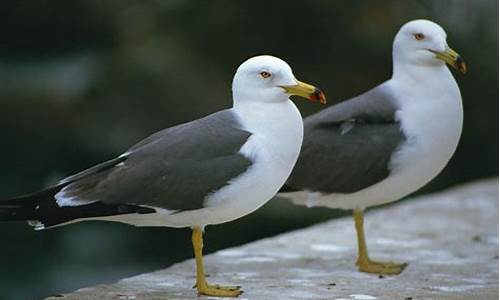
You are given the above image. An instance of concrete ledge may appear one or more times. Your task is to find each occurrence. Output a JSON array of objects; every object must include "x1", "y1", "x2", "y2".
[{"x1": 47, "y1": 178, "x2": 498, "y2": 300}]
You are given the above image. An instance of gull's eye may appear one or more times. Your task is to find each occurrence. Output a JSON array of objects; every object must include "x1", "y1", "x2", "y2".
[
  {"x1": 260, "y1": 71, "x2": 272, "y2": 78},
  {"x1": 414, "y1": 33, "x2": 425, "y2": 41}
]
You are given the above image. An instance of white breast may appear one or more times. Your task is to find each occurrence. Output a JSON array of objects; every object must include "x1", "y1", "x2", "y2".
[{"x1": 290, "y1": 68, "x2": 463, "y2": 210}]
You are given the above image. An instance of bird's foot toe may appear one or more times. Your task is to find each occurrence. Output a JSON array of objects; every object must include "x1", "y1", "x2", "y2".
[
  {"x1": 196, "y1": 283, "x2": 243, "y2": 297},
  {"x1": 357, "y1": 259, "x2": 407, "y2": 275}
]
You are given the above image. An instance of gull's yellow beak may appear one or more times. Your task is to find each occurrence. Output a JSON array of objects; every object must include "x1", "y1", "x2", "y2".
[
  {"x1": 430, "y1": 46, "x2": 467, "y2": 74},
  {"x1": 281, "y1": 80, "x2": 327, "y2": 104}
]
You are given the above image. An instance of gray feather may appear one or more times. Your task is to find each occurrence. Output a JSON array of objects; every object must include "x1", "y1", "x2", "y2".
[
  {"x1": 60, "y1": 109, "x2": 252, "y2": 211},
  {"x1": 285, "y1": 84, "x2": 406, "y2": 194}
]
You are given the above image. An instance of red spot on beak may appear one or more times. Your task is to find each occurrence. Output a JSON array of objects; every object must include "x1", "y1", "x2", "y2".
[{"x1": 310, "y1": 88, "x2": 327, "y2": 104}]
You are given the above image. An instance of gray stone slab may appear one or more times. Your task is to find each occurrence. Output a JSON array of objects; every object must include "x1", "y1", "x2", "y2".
[{"x1": 47, "y1": 178, "x2": 499, "y2": 300}]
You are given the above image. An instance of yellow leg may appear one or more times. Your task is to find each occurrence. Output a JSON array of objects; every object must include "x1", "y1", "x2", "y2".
[
  {"x1": 192, "y1": 227, "x2": 243, "y2": 297},
  {"x1": 354, "y1": 209, "x2": 407, "y2": 275}
]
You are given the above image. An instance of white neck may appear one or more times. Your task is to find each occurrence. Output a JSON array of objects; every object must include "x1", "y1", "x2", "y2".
[
  {"x1": 393, "y1": 59, "x2": 452, "y2": 83},
  {"x1": 390, "y1": 62, "x2": 462, "y2": 112},
  {"x1": 232, "y1": 89, "x2": 289, "y2": 106},
  {"x1": 232, "y1": 99, "x2": 303, "y2": 166},
  {"x1": 232, "y1": 99, "x2": 303, "y2": 138}
]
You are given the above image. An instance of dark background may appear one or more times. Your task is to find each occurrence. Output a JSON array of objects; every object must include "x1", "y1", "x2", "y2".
[{"x1": 0, "y1": 1, "x2": 497, "y2": 299}]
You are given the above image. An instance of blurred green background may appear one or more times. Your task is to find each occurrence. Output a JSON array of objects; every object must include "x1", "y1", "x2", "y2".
[{"x1": 0, "y1": 0, "x2": 497, "y2": 299}]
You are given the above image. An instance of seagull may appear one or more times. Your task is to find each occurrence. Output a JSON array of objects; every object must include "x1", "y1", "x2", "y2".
[
  {"x1": 281, "y1": 20, "x2": 466, "y2": 275},
  {"x1": 0, "y1": 55, "x2": 326, "y2": 297}
]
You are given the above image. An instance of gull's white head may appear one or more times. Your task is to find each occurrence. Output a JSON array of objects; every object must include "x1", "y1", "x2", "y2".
[
  {"x1": 393, "y1": 19, "x2": 466, "y2": 74},
  {"x1": 232, "y1": 55, "x2": 326, "y2": 105}
]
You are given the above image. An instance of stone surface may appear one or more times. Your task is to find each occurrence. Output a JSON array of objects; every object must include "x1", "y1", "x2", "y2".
[{"x1": 47, "y1": 179, "x2": 499, "y2": 300}]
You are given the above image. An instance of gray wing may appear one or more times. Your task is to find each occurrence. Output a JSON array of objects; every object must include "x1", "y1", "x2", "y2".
[
  {"x1": 285, "y1": 83, "x2": 406, "y2": 194},
  {"x1": 59, "y1": 109, "x2": 252, "y2": 211}
]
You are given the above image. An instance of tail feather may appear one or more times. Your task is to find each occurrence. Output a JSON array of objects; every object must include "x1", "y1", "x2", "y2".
[
  {"x1": 1, "y1": 156, "x2": 135, "y2": 228},
  {"x1": 0, "y1": 186, "x2": 61, "y2": 222},
  {"x1": 0, "y1": 156, "x2": 156, "y2": 229},
  {"x1": 0, "y1": 185, "x2": 154, "y2": 229}
]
